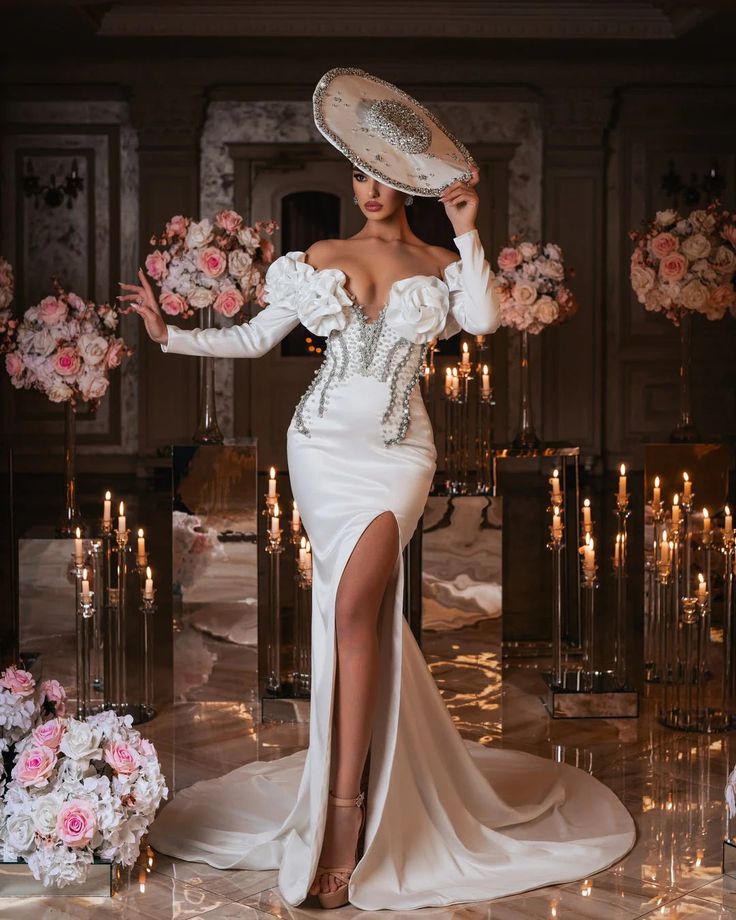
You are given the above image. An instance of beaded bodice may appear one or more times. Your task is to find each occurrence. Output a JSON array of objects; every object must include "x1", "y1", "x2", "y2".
[{"x1": 293, "y1": 303, "x2": 427, "y2": 447}]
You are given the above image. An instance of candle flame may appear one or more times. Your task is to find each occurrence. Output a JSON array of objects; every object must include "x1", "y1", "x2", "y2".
[
  {"x1": 146, "y1": 565, "x2": 152, "y2": 578},
  {"x1": 445, "y1": 367, "x2": 452, "y2": 378},
  {"x1": 306, "y1": 540, "x2": 311, "y2": 552},
  {"x1": 119, "y1": 500, "x2": 125, "y2": 514},
  {"x1": 698, "y1": 573, "x2": 705, "y2": 584},
  {"x1": 452, "y1": 366, "x2": 458, "y2": 377},
  {"x1": 654, "y1": 475, "x2": 660, "y2": 487},
  {"x1": 300, "y1": 535, "x2": 306, "y2": 548},
  {"x1": 662, "y1": 529, "x2": 668, "y2": 541},
  {"x1": 553, "y1": 506, "x2": 560, "y2": 517},
  {"x1": 584, "y1": 532, "x2": 591, "y2": 546},
  {"x1": 620, "y1": 463, "x2": 626, "y2": 475},
  {"x1": 105, "y1": 490, "x2": 111, "y2": 500},
  {"x1": 269, "y1": 466, "x2": 276, "y2": 479},
  {"x1": 553, "y1": 468, "x2": 559, "y2": 478},
  {"x1": 462, "y1": 341, "x2": 468, "y2": 353},
  {"x1": 293, "y1": 499, "x2": 298, "y2": 510},
  {"x1": 138, "y1": 527, "x2": 144, "y2": 538},
  {"x1": 82, "y1": 567, "x2": 87, "y2": 579},
  {"x1": 483, "y1": 363, "x2": 489, "y2": 373},
  {"x1": 727, "y1": 505, "x2": 731, "y2": 516},
  {"x1": 583, "y1": 498, "x2": 590, "y2": 508},
  {"x1": 273, "y1": 502, "x2": 280, "y2": 517},
  {"x1": 704, "y1": 508, "x2": 709, "y2": 518},
  {"x1": 75, "y1": 526, "x2": 81, "y2": 538},
  {"x1": 683, "y1": 471, "x2": 689, "y2": 482},
  {"x1": 673, "y1": 493, "x2": 679, "y2": 505}
]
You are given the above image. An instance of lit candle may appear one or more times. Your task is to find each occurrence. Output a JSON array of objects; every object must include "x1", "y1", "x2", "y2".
[
  {"x1": 444, "y1": 367, "x2": 453, "y2": 396},
  {"x1": 74, "y1": 526, "x2": 84, "y2": 564},
  {"x1": 703, "y1": 508, "x2": 710, "y2": 539},
  {"x1": 305, "y1": 539, "x2": 312, "y2": 572},
  {"x1": 451, "y1": 366, "x2": 459, "y2": 397},
  {"x1": 614, "y1": 533, "x2": 621, "y2": 567},
  {"x1": 550, "y1": 468, "x2": 561, "y2": 498},
  {"x1": 584, "y1": 535, "x2": 595, "y2": 573},
  {"x1": 671, "y1": 493, "x2": 680, "y2": 527},
  {"x1": 461, "y1": 341, "x2": 470, "y2": 366},
  {"x1": 292, "y1": 500, "x2": 300, "y2": 528},
  {"x1": 268, "y1": 466, "x2": 277, "y2": 498},
  {"x1": 726, "y1": 505, "x2": 734, "y2": 541},
  {"x1": 103, "y1": 490, "x2": 112, "y2": 525},
  {"x1": 660, "y1": 530, "x2": 670, "y2": 565},
  {"x1": 652, "y1": 476, "x2": 661, "y2": 508},
  {"x1": 299, "y1": 535, "x2": 307, "y2": 569},
  {"x1": 137, "y1": 528, "x2": 146, "y2": 564},
  {"x1": 552, "y1": 505, "x2": 562, "y2": 539},
  {"x1": 618, "y1": 464, "x2": 627, "y2": 502},
  {"x1": 118, "y1": 500, "x2": 126, "y2": 535},
  {"x1": 144, "y1": 565, "x2": 154, "y2": 599},
  {"x1": 481, "y1": 363, "x2": 491, "y2": 396},
  {"x1": 582, "y1": 498, "x2": 591, "y2": 529},
  {"x1": 270, "y1": 501, "x2": 280, "y2": 536},
  {"x1": 81, "y1": 566, "x2": 91, "y2": 600},
  {"x1": 697, "y1": 572, "x2": 707, "y2": 604},
  {"x1": 683, "y1": 472, "x2": 692, "y2": 503}
]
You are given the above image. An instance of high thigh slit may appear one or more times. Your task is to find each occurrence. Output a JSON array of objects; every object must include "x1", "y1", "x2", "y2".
[{"x1": 149, "y1": 238, "x2": 637, "y2": 910}]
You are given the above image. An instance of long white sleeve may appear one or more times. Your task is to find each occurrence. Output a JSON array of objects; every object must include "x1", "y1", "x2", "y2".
[
  {"x1": 160, "y1": 298, "x2": 301, "y2": 359},
  {"x1": 441, "y1": 229, "x2": 502, "y2": 338}
]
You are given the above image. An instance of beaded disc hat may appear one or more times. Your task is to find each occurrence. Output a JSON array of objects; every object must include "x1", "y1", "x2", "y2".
[{"x1": 312, "y1": 67, "x2": 474, "y2": 198}]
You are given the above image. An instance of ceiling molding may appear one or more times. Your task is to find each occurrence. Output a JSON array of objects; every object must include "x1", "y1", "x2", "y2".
[{"x1": 96, "y1": 1, "x2": 719, "y2": 40}]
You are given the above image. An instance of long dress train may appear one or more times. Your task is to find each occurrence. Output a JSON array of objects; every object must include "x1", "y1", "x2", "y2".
[{"x1": 147, "y1": 229, "x2": 636, "y2": 910}]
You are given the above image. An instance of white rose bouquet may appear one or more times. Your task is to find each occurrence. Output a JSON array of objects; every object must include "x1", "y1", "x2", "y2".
[
  {"x1": 1, "y1": 706, "x2": 168, "y2": 889},
  {"x1": 628, "y1": 199, "x2": 736, "y2": 325},
  {"x1": 494, "y1": 236, "x2": 578, "y2": 334},
  {"x1": 144, "y1": 210, "x2": 278, "y2": 320},
  {"x1": 3, "y1": 279, "x2": 132, "y2": 408}
]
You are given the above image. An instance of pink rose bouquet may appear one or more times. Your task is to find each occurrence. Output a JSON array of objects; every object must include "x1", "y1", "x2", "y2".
[
  {"x1": 145, "y1": 211, "x2": 278, "y2": 319},
  {"x1": 628, "y1": 199, "x2": 736, "y2": 325},
  {"x1": 1, "y1": 702, "x2": 168, "y2": 888},
  {"x1": 3, "y1": 279, "x2": 133, "y2": 408},
  {"x1": 494, "y1": 236, "x2": 578, "y2": 334}
]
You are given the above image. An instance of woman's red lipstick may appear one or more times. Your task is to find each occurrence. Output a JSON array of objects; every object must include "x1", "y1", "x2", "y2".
[{"x1": 364, "y1": 200, "x2": 383, "y2": 211}]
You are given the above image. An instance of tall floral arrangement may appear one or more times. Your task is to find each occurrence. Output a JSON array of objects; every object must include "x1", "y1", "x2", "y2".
[
  {"x1": 494, "y1": 236, "x2": 578, "y2": 334},
  {"x1": 0, "y1": 666, "x2": 168, "y2": 889},
  {"x1": 4, "y1": 280, "x2": 132, "y2": 408},
  {"x1": 145, "y1": 210, "x2": 278, "y2": 319},
  {"x1": 628, "y1": 199, "x2": 736, "y2": 324}
]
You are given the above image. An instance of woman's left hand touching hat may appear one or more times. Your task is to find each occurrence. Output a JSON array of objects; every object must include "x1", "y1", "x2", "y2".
[{"x1": 438, "y1": 164, "x2": 480, "y2": 237}]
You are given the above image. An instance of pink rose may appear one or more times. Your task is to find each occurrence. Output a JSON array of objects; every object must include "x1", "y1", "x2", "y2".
[
  {"x1": 5, "y1": 352, "x2": 23, "y2": 377},
  {"x1": 56, "y1": 799, "x2": 97, "y2": 848},
  {"x1": 104, "y1": 340, "x2": 127, "y2": 369},
  {"x1": 649, "y1": 232, "x2": 678, "y2": 260},
  {"x1": 260, "y1": 239, "x2": 274, "y2": 263},
  {"x1": 38, "y1": 296, "x2": 68, "y2": 325},
  {"x1": 498, "y1": 247, "x2": 523, "y2": 271},
  {"x1": 138, "y1": 738, "x2": 157, "y2": 757},
  {"x1": 40, "y1": 678, "x2": 66, "y2": 704},
  {"x1": 213, "y1": 287, "x2": 244, "y2": 318},
  {"x1": 721, "y1": 224, "x2": 736, "y2": 248},
  {"x1": 199, "y1": 247, "x2": 227, "y2": 279},
  {"x1": 32, "y1": 718, "x2": 66, "y2": 751},
  {"x1": 160, "y1": 292, "x2": 187, "y2": 316},
  {"x1": 659, "y1": 252, "x2": 688, "y2": 282},
  {"x1": 145, "y1": 250, "x2": 168, "y2": 281},
  {"x1": 103, "y1": 741, "x2": 141, "y2": 775},
  {"x1": 215, "y1": 209, "x2": 243, "y2": 234},
  {"x1": 165, "y1": 215, "x2": 189, "y2": 239},
  {"x1": 67, "y1": 293, "x2": 86, "y2": 314},
  {"x1": 53, "y1": 347, "x2": 82, "y2": 377},
  {"x1": 13, "y1": 746, "x2": 56, "y2": 788},
  {"x1": 0, "y1": 666, "x2": 36, "y2": 695}
]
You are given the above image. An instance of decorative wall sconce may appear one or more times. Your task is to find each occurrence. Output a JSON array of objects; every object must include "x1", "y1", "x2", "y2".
[
  {"x1": 660, "y1": 158, "x2": 726, "y2": 209},
  {"x1": 22, "y1": 157, "x2": 84, "y2": 209}
]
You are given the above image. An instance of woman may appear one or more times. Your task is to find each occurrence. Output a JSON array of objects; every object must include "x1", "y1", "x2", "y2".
[{"x1": 120, "y1": 166, "x2": 635, "y2": 912}]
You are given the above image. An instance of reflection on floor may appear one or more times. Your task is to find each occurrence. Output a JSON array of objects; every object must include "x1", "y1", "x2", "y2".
[{"x1": 3, "y1": 625, "x2": 734, "y2": 918}]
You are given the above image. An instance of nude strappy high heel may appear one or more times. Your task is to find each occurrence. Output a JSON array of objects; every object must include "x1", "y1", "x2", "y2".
[{"x1": 313, "y1": 788, "x2": 366, "y2": 909}]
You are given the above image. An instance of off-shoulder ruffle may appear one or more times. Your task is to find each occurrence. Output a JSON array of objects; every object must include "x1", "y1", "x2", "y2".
[{"x1": 263, "y1": 252, "x2": 352, "y2": 337}]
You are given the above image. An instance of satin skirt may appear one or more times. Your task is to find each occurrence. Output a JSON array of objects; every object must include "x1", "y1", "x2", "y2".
[{"x1": 146, "y1": 376, "x2": 636, "y2": 910}]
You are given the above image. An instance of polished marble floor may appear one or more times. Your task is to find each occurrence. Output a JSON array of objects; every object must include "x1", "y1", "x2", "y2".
[{"x1": 3, "y1": 617, "x2": 735, "y2": 918}]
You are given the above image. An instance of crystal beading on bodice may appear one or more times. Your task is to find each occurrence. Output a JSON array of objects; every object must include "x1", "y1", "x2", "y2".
[{"x1": 293, "y1": 302, "x2": 427, "y2": 446}]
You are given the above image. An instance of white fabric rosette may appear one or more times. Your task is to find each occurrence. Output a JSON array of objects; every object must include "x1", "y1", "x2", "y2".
[
  {"x1": 264, "y1": 252, "x2": 352, "y2": 337},
  {"x1": 384, "y1": 275, "x2": 450, "y2": 344}
]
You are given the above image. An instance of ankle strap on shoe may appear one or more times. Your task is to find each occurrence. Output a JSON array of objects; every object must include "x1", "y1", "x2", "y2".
[{"x1": 328, "y1": 789, "x2": 365, "y2": 807}]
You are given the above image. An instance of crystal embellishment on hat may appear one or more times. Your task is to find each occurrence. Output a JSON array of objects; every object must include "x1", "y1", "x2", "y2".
[{"x1": 365, "y1": 99, "x2": 432, "y2": 154}]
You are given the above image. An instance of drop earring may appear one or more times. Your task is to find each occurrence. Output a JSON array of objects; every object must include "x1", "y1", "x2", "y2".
[
  {"x1": 353, "y1": 195, "x2": 358, "y2": 205},
  {"x1": 405, "y1": 195, "x2": 414, "y2": 206}
]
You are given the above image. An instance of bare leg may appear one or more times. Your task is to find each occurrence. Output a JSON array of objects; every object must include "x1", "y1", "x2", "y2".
[{"x1": 309, "y1": 511, "x2": 400, "y2": 896}]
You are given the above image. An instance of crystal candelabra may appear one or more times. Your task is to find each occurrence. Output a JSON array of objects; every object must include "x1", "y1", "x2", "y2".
[
  {"x1": 264, "y1": 492, "x2": 285, "y2": 695},
  {"x1": 613, "y1": 489, "x2": 631, "y2": 690},
  {"x1": 546, "y1": 480, "x2": 565, "y2": 688}
]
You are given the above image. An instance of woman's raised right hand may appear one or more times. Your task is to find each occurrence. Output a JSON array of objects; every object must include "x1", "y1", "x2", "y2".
[{"x1": 117, "y1": 268, "x2": 168, "y2": 345}]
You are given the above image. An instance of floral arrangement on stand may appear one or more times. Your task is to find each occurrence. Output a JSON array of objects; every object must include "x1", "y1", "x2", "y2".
[
  {"x1": 493, "y1": 236, "x2": 578, "y2": 448},
  {"x1": 3, "y1": 279, "x2": 131, "y2": 408},
  {"x1": 145, "y1": 210, "x2": 277, "y2": 319},
  {"x1": 0, "y1": 666, "x2": 168, "y2": 889},
  {"x1": 628, "y1": 199, "x2": 736, "y2": 440},
  {"x1": 144, "y1": 209, "x2": 278, "y2": 444}
]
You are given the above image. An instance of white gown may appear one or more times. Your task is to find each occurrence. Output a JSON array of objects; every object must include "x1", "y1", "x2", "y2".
[{"x1": 148, "y1": 229, "x2": 636, "y2": 910}]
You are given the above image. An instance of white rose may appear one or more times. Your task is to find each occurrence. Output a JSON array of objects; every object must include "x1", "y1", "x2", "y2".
[
  {"x1": 713, "y1": 245, "x2": 736, "y2": 276},
  {"x1": 46, "y1": 380, "x2": 74, "y2": 403},
  {"x1": 537, "y1": 258, "x2": 564, "y2": 282},
  {"x1": 691, "y1": 259, "x2": 718, "y2": 284},
  {"x1": 512, "y1": 280, "x2": 539, "y2": 307},
  {"x1": 237, "y1": 226, "x2": 260, "y2": 250},
  {"x1": 384, "y1": 276, "x2": 449, "y2": 344},
  {"x1": 103, "y1": 311, "x2": 118, "y2": 330},
  {"x1": 534, "y1": 295, "x2": 559, "y2": 326},
  {"x1": 30, "y1": 328, "x2": 57, "y2": 357},
  {"x1": 77, "y1": 333, "x2": 108, "y2": 366},
  {"x1": 680, "y1": 233, "x2": 711, "y2": 261},
  {"x1": 6, "y1": 813, "x2": 35, "y2": 853},
  {"x1": 78, "y1": 367, "x2": 109, "y2": 402},
  {"x1": 543, "y1": 243, "x2": 562, "y2": 260},
  {"x1": 630, "y1": 265, "x2": 656, "y2": 301},
  {"x1": 185, "y1": 218, "x2": 214, "y2": 250},
  {"x1": 655, "y1": 209, "x2": 678, "y2": 227},
  {"x1": 59, "y1": 720, "x2": 102, "y2": 762},
  {"x1": 228, "y1": 250, "x2": 253, "y2": 278},
  {"x1": 679, "y1": 279, "x2": 709, "y2": 312},
  {"x1": 518, "y1": 242, "x2": 539, "y2": 260},
  {"x1": 689, "y1": 209, "x2": 716, "y2": 234},
  {"x1": 189, "y1": 286, "x2": 215, "y2": 309},
  {"x1": 33, "y1": 792, "x2": 64, "y2": 836}
]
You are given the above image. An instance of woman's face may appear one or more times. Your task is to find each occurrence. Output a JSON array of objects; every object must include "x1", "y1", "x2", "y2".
[{"x1": 352, "y1": 168, "x2": 406, "y2": 220}]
